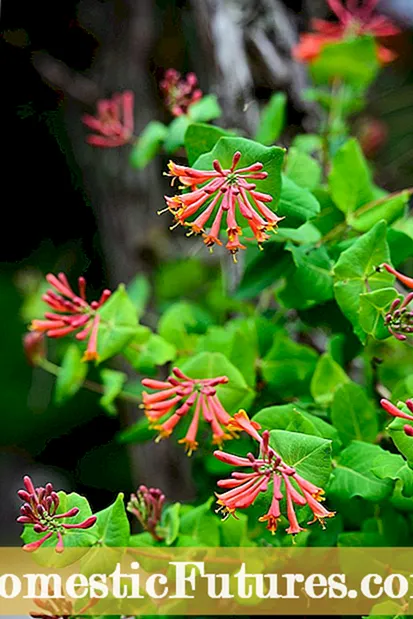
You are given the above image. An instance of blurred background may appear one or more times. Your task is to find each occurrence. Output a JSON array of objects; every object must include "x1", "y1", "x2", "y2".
[{"x1": 1, "y1": 0, "x2": 413, "y2": 545}]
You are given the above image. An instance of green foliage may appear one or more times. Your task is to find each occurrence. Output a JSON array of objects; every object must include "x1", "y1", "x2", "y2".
[
  {"x1": 97, "y1": 285, "x2": 140, "y2": 363},
  {"x1": 330, "y1": 382, "x2": 378, "y2": 445},
  {"x1": 129, "y1": 121, "x2": 168, "y2": 169},
  {"x1": 55, "y1": 344, "x2": 88, "y2": 405},
  {"x1": 99, "y1": 369, "x2": 127, "y2": 415},
  {"x1": 94, "y1": 493, "x2": 130, "y2": 547},
  {"x1": 254, "y1": 92, "x2": 287, "y2": 145}
]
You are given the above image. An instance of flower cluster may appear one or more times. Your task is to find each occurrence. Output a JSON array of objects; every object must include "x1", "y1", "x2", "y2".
[
  {"x1": 214, "y1": 412, "x2": 335, "y2": 535},
  {"x1": 30, "y1": 273, "x2": 111, "y2": 362},
  {"x1": 381, "y1": 398, "x2": 413, "y2": 438},
  {"x1": 127, "y1": 485, "x2": 165, "y2": 541},
  {"x1": 160, "y1": 69, "x2": 203, "y2": 117},
  {"x1": 17, "y1": 476, "x2": 97, "y2": 553},
  {"x1": 30, "y1": 590, "x2": 97, "y2": 619},
  {"x1": 82, "y1": 91, "x2": 134, "y2": 147},
  {"x1": 141, "y1": 367, "x2": 234, "y2": 454},
  {"x1": 293, "y1": 0, "x2": 400, "y2": 65},
  {"x1": 382, "y1": 263, "x2": 413, "y2": 340},
  {"x1": 163, "y1": 152, "x2": 283, "y2": 257}
]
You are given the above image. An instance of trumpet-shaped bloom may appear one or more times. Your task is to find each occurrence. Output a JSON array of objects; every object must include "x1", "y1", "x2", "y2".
[
  {"x1": 160, "y1": 69, "x2": 203, "y2": 117},
  {"x1": 30, "y1": 273, "x2": 111, "y2": 362},
  {"x1": 141, "y1": 367, "x2": 234, "y2": 454},
  {"x1": 82, "y1": 91, "x2": 134, "y2": 147},
  {"x1": 127, "y1": 485, "x2": 166, "y2": 542},
  {"x1": 381, "y1": 398, "x2": 413, "y2": 437},
  {"x1": 381, "y1": 264, "x2": 413, "y2": 340},
  {"x1": 163, "y1": 151, "x2": 283, "y2": 257},
  {"x1": 17, "y1": 476, "x2": 96, "y2": 553},
  {"x1": 293, "y1": 0, "x2": 400, "y2": 65},
  {"x1": 214, "y1": 413, "x2": 334, "y2": 535}
]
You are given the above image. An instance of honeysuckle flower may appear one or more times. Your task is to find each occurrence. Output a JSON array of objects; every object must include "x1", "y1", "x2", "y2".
[
  {"x1": 293, "y1": 0, "x2": 400, "y2": 65},
  {"x1": 380, "y1": 398, "x2": 413, "y2": 437},
  {"x1": 382, "y1": 263, "x2": 413, "y2": 289},
  {"x1": 23, "y1": 332, "x2": 46, "y2": 366},
  {"x1": 17, "y1": 476, "x2": 97, "y2": 553},
  {"x1": 384, "y1": 293, "x2": 413, "y2": 341},
  {"x1": 30, "y1": 273, "x2": 111, "y2": 362},
  {"x1": 162, "y1": 151, "x2": 283, "y2": 258},
  {"x1": 82, "y1": 91, "x2": 134, "y2": 147},
  {"x1": 127, "y1": 485, "x2": 165, "y2": 542},
  {"x1": 214, "y1": 413, "x2": 334, "y2": 535},
  {"x1": 141, "y1": 367, "x2": 234, "y2": 454},
  {"x1": 30, "y1": 589, "x2": 97, "y2": 619},
  {"x1": 160, "y1": 69, "x2": 203, "y2": 117}
]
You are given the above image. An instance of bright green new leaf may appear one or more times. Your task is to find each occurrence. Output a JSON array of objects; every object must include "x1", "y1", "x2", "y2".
[
  {"x1": 55, "y1": 344, "x2": 88, "y2": 405},
  {"x1": 351, "y1": 191, "x2": 409, "y2": 232},
  {"x1": 333, "y1": 221, "x2": 394, "y2": 341},
  {"x1": 254, "y1": 92, "x2": 287, "y2": 145},
  {"x1": 158, "y1": 301, "x2": 213, "y2": 354},
  {"x1": 331, "y1": 383, "x2": 378, "y2": 445},
  {"x1": 262, "y1": 335, "x2": 318, "y2": 397},
  {"x1": 388, "y1": 417, "x2": 413, "y2": 466},
  {"x1": 278, "y1": 175, "x2": 321, "y2": 228},
  {"x1": 285, "y1": 148, "x2": 322, "y2": 191},
  {"x1": 328, "y1": 139, "x2": 374, "y2": 216},
  {"x1": 99, "y1": 369, "x2": 127, "y2": 416},
  {"x1": 129, "y1": 121, "x2": 168, "y2": 169},
  {"x1": 94, "y1": 493, "x2": 130, "y2": 547},
  {"x1": 179, "y1": 499, "x2": 221, "y2": 546},
  {"x1": 329, "y1": 442, "x2": 394, "y2": 502},
  {"x1": 310, "y1": 353, "x2": 349, "y2": 406},
  {"x1": 164, "y1": 115, "x2": 190, "y2": 153},
  {"x1": 126, "y1": 274, "x2": 151, "y2": 318},
  {"x1": 162, "y1": 503, "x2": 181, "y2": 546},
  {"x1": 359, "y1": 287, "x2": 398, "y2": 340},
  {"x1": 371, "y1": 451, "x2": 413, "y2": 498},
  {"x1": 187, "y1": 94, "x2": 222, "y2": 123},
  {"x1": 185, "y1": 123, "x2": 232, "y2": 165},
  {"x1": 124, "y1": 332, "x2": 177, "y2": 373},
  {"x1": 97, "y1": 285, "x2": 140, "y2": 363}
]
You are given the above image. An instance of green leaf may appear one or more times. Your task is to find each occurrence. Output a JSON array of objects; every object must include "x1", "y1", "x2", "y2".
[
  {"x1": 123, "y1": 333, "x2": 177, "y2": 373},
  {"x1": 235, "y1": 242, "x2": 287, "y2": 299},
  {"x1": 117, "y1": 415, "x2": 155, "y2": 444},
  {"x1": 278, "y1": 244, "x2": 334, "y2": 309},
  {"x1": 262, "y1": 335, "x2": 318, "y2": 398},
  {"x1": 351, "y1": 191, "x2": 409, "y2": 232},
  {"x1": 285, "y1": 148, "x2": 321, "y2": 191},
  {"x1": 97, "y1": 285, "x2": 139, "y2": 363},
  {"x1": 278, "y1": 175, "x2": 320, "y2": 228},
  {"x1": 329, "y1": 442, "x2": 394, "y2": 502},
  {"x1": 333, "y1": 221, "x2": 394, "y2": 341},
  {"x1": 310, "y1": 36, "x2": 379, "y2": 88},
  {"x1": 253, "y1": 404, "x2": 341, "y2": 453},
  {"x1": 371, "y1": 451, "x2": 413, "y2": 498},
  {"x1": 126, "y1": 274, "x2": 151, "y2": 318},
  {"x1": 359, "y1": 287, "x2": 398, "y2": 340},
  {"x1": 179, "y1": 499, "x2": 221, "y2": 546},
  {"x1": 291, "y1": 134, "x2": 323, "y2": 155},
  {"x1": 388, "y1": 417, "x2": 413, "y2": 466},
  {"x1": 328, "y1": 139, "x2": 374, "y2": 216},
  {"x1": 162, "y1": 503, "x2": 181, "y2": 546},
  {"x1": 185, "y1": 123, "x2": 232, "y2": 165},
  {"x1": 310, "y1": 353, "x2": 349, "y2": 406},
  {"x1": 187, "y1": 94, "x2": 222, "y2": 123},
  {"x1": 158, "y1": 301, "x2": 213, "y2": 354},
  {"x1": 99, "y1": 369, "x2": 127, "y2": 416},
  {"x1": 254, "y1": 92, "x2": 287, "y2": 145},
  {"x1": 269, "y1": 430, "x2": 332, "y2": 487},
  {"x1": 178, "y1": 351, "x2": 255, "y2": 412},
  {"x1": 129, "y1": 121, "x2": 168, "y2": 169},
  {"x1": 54, "y1": 344, "x2": 88, "y2": 405},
  {"x1": 387, "y1": 228, "x2": 413, "y2": 267},
  {"x1": 193, "y1": 136, "x2": 285, "y2": 207},
  {"x1": 164, "y1": 115, "x2": 190, "y2": 153},
  {"x1": 219, "y1": 512, "x2": 251, "y2": 547},
  {"x1": 276, "y1": 222, "x2": 321, "y2": 244},
  {"x1": 94, "y1": 493, "x2": 130, "y2": 547},
  {"x1": 331, "y1": 383, "x2": 378, "y2": 445}
]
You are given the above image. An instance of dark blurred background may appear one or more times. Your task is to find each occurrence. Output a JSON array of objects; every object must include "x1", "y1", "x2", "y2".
[{"x1": 1, "y1": 0, "x2": 413, "y2": 545}]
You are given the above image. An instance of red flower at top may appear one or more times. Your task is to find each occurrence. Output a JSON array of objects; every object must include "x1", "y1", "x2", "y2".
[
  {"x1": 160, "y1": 69, "x2": 203, "y2": 117},
  {"x1": 82, "y1": 91, "x2": 134, "y2": 147},
  {"x1": 214, "y1": 412, "x2": 335, "y2": 535},
  {"x1": 163, "y1": 151, "x2": 283, "y2": 258},
  {"x1": 293, "y1": 0, "x2": 401, "y2": 65},
  {"x1": 30, "y1": 273, "x2": 111, "y2": 362}
]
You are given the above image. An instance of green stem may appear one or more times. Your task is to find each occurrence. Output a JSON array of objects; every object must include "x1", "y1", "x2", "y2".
[{"x1": 37, "y1": 358, "x2": 142, "y2": 405}]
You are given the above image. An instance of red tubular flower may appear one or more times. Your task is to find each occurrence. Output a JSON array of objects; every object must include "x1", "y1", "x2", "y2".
[
  {"x1": 141, "y1": 368, "x2": 233, "y2": 454},
  {"x1": 380, "y1": 398, "x2": 413, "y2": 437},
  {"x1": 162, "y1": 151, "x2": 284, "y2": 258},
  {"x1": 17, "y1": 476, "x2": 97, "y2": 553},
  {"x1": 382, "y1": 263, "x2": 413, "y2": 289},
  {"x1": 293, "y1": 0, "x2": 401, "y2": 65},
  {"x1": 160, "y1": 69, "x2": 203, "y2": 117},
  {"x1": 30, "y1": 273, "x2": 111, "y2": 362},
  {"x1": 23, "y1": 332, "x2": 46, "y2": 366},
  {"x1": 82, "y1": 91, "x2": 134, "y2": 147},
  {"x1": 214, "y1": 415, "x2": 335, "y2": 535},
  {"x1": 127, "y1": 485, "x2": 166, "y2": 542}
]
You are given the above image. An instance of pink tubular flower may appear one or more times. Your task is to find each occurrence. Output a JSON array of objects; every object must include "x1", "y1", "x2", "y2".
[
  {"x1": 30, "y1": 273, "x2": 111, "y2": 362},
  {"x1": 382, "y1": 263, "x2": 413, "y2": 290},
  {"x1": 293, "y1": 0, "x2": 401, "y2": 65},
  {"x1": 82, "y1": 91, "x2": 134, "y2": 147},
  {"x1": 23, "y1": 332, "x2": 46, "y2": 366},
  {"x1": 380, "y1": 398, "x2": 413, "y2": 437},
  {"x1": 17, "y1": 476, "x2": 96, "y2": 553},
  {"x1": 214, "y1": 414, "x2": 334, "y2": 535},
  {"x1": 127, "y1": 485, "x2": 165, "y2": 542},
  {"x1": 160, "y1": 69, "x2": 203, "y2": 117},
  {"x1": 381, "y1": 264, "x2": 413, "y2": 340},
  {"x1": 141, "y1": 368, "x2": 234, "y2": 454},
  {"x1": 162, "y1": 151, "x2": 283, "y2": 258}
]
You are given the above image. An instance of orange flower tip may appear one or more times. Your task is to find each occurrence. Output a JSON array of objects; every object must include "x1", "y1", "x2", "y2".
[
  {"x1": 154, "y1": 427, "x2": 172, "y2": 441},
  {"x1": 82, "y1": 351, "x2": 99, "y2": 363},
  {"x1": 178, "y1": 438, "x2": 199, "y2": 456}
]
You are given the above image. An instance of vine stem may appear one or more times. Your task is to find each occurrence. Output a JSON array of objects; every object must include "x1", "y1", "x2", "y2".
[{"x1": 37, "y1": 358, "x2": 142, "y2": 405}]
